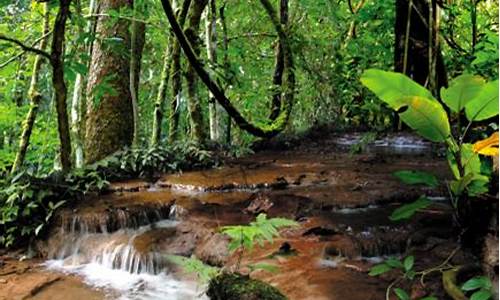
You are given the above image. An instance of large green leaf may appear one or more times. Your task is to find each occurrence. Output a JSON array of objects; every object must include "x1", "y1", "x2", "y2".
[
  {"x1": 360, "y1": 69, "x2": 436, "y2": 109},
  {"x1": 389, "y1": 196, "x2": 432, "y2": 221},
  {"x1": 465, "y1": 80, "x2": 499, "y2": 121},
  {"x1": 440, "y1": 74, "x2": 485, "y2": 113},
  {"x1": 398, "y1": 96, "x2": 451, "y2": 142},
  {"x1": 393, "y1": 170, "x2": 439, "y2": 187}
]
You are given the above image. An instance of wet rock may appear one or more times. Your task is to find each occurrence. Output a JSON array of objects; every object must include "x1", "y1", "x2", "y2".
[
  {"x1": 245, "y1": 194, "x2": 274, "y2": 215},
  {"x1": 270, "y1": 242, "x2": 297, "y2": 258},
  {"x1": 323, "y1": 236, "x2": 360, "y2": 260},
  {"x1": 0, "y1": 272, "x2": 61, "y2": 300},
  {"x1": 195, "y1": 233, "x2": 230, "y2": 267},
  {"x1": 302, "y1": 226, "x2": 338, "y2": 238},
  {"x1": 207, "y1": 273, "x2": 287, "y2": 300}
]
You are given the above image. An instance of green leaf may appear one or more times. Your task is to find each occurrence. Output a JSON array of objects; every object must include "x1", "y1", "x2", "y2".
[
  {"x1": 419, "y1": 296, "x2": 438, "y2": 300},
  {"x1": 360, "y1": 69, "x2": 436, "y2": 109},
  {"x1": 398, "y1": 96, "x2": 451, "y2": 142},
  {"x1": 465, "y1": 80, "x2": 499, "y2": 122},
  {"x1": 390, "y1": 196, "x2": 432, "y2": 221},
  {"x1": 385, "y1": 258, "x2": 404, "y2": 269},
  {"x1": 470, "y1": 289, "x2": 493, "y2": 300},
  {"x1": 462, "y1": 276, "x2": 492, "y2": 291},
  {"x1": 369, "y1": 263, "x2": 392, "y2": 276},
  {"x1": 394, "y1": 288, "x2": 410, "y2": 300},
  {"x1": 440, "y1": 74, "x2": 485, "y2": 113},
  {"x1": 403, "y1": 255, "x2": 414, "y2": 272},
  {"x1": 393, "y1": 170, "x2": 439, "y2": 187}
]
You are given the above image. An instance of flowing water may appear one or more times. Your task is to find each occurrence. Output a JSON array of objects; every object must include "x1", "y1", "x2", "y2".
[
  {"x1": 43, "y1": 210, "x2": 207, "y2": 300},
  {"x1": 0, "y1": 133, "x2": 462, "y2": 300}
]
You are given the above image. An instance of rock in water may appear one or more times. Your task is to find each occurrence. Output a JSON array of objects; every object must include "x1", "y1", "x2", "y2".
[{"x1": 207, "y1": 273, "x2": 287, "y2": 300}]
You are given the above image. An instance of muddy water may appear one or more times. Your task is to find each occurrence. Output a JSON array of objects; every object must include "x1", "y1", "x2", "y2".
[{"x1": 1, "y1": 133, "x2": 462, "y2": 300}]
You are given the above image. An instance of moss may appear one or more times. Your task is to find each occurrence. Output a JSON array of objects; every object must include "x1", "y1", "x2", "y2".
[{"x1": 207, "y1": 273, "x2": 287, "y2": 300}]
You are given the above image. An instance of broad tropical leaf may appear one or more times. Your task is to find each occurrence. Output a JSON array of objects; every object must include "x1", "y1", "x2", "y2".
[
  {"x1": 465, "y1": 80, "x2": 499, "y2": 121},
  {"x1": 360, "y1": 69, "x2": 436, "y2": 109},
  {"x1": 440, "y1": 74, "x2": 485, "y2": 113},
  {"x1": 473, "y1": 132, "x2": 499, "y2": 157},
  {"x1": 399, "y1": 96, "x2": 451, "y2": 142}
]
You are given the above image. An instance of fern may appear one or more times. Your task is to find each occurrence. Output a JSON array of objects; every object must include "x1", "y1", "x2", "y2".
[
  {"x1": 221, "y1": 213, "x2": 299, "y2": 253},
  {"x1": 167, "y1": 255, "x2": 220, "y2": 283}
]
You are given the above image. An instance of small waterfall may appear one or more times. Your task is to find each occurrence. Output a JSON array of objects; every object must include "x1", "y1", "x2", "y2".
[{"x1": 45, "y1": 207, "x2": 206, "y2": 300}]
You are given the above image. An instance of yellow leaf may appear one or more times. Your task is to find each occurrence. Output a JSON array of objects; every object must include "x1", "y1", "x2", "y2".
[{"x1": 473, "y1": 132, "x2": 499, "y2": 156}]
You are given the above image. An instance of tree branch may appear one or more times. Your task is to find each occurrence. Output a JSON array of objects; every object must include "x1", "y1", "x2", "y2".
[
  {"x1": 0, "y1": 34, "x2": 51, "y2": 60},
  {"x1": 0, "y1": 30, "x2": 53, "y2": 69}
]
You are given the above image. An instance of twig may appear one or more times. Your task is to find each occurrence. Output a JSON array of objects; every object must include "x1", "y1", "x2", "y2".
[{"x1": 0, "y1": 34, "x2": 51, "y2": 60}]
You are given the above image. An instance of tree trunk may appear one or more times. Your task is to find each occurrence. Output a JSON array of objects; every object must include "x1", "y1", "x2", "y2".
[
  {"x1": 130, "y1": 2, "x2": 147, "y2": 147},
  {"x1": 184, "y1": 0, "x2": 208, "y2": 144},
  {"x1": 11, "y1": 2, "x2": 50, "y2": 174},
  {"x1": 269, "y1": 0, "x2": 288, "y2": 121},
  {"x1": 394, "y1": 0, "x2": 447, "y2": 91},
  {"x1": 205, "y1": 0, "x2": 224, "y2": 142},
  {"x1": 71, "y1": 0, "x2": 97, "y2": 168},
  {"x1": 168, "y1": 0, "x2": 192, "y2": 143},
  {"x1": 85, "y1": 0, "x2": 133, "y2": 164},
  {"x1": 160, "y1": 0, "x2": 295, "y2": 138},
  {"x1": 51, "y1": 0, "x2": 72, "y2": 173},
  {"x1": 219, "y1": 3, "x2": 232, "y2": 145}
]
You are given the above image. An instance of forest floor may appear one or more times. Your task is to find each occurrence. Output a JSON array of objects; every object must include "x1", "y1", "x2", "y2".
[{"x1": 0, "y1": 131, "x2": 476, "y2": 300}]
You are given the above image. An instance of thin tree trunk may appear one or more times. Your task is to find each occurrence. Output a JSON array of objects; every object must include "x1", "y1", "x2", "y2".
[
  {"x1": 168, "y1": 0, "x2": 192, "y2": 143},
  {"x1": 269, "y1": 0, "x2": 288, "y2": 121},
  {"x1": 151, "y1": 38, "x2": 173, "y2": 146},
  {"x1": 85, "y1": 0, "x2": 133, "y2": 164},
  {"x1": 219, "y1": 3, "x2": 232, "y2": 145},
  {"x1": 130, "y1": 2, "x2": 147, "y2": 147},
  {"x1": 184, "y1": 0, "x2": 208, "y2": 144},
  {"x1": 205, "y1": 0, "x2": 223, "y2": 142},
  {"x1": 51, "y1": 0, "x2": 72, "y2": 173},
  {"x1": 11, "y1": 2, "x2": 50, "y2": 174},
  {"x1": 71, "y1": 0, "x2": 96, "y2": 168}
]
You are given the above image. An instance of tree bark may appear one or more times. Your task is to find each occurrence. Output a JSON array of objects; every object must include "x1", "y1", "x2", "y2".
[
  {"x1": 269, "y1": 0, "x2": 288, "y2": 121},
  {"x1": 394, "y1": 0, "x2": 447, "y2": 91},
  {"x1": 205, "y1": 0, "x2": 224, "y2": 142},
  {"x1": 130, "y1": 2, "x2": 146, "y2": 147},
  {"x1": 11, "y1": 2, "x2": 50, "y2": 174},
  {"x1": 160, "y1": 0, "x2": 295, "y2": 138},
  {"x1": 51, "y1": 0, "x2": 72, "y2": 173},
  {"x1": 168, "y1": 0, "x2": 192, "y2": 143},
  {"x1": 84, "y1": 0, "x2": 133, "y2": 164},
  {"x1": 71, "y1": 0, "x2": 97, "y2": 168},
  {"x1": 184, "y1": 0, "x2": 208, "y2": 144}
]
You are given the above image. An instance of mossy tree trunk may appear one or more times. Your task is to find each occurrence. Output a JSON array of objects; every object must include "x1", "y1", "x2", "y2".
[
  {"x1": 130, "y1": 1, "x2": 146, "y2": 147},
  {"x1": 51, "y1": 0, "x2": 73, "y2": 173},
  {"x1": 168, "y1": 0, "x2": 192, "y2": 143},
  {"x1": 151, "y1": 18, "x2": 174, "y2": 146},
  {"x1": 11, "y1": 2, "x2": 50, "y2": 174},
  {"x1": 184, "y1": 0, "x2": 208, "y2": 144},
  {"x1": 85, "y1": 0, "x2": 133, "y2": 164}
]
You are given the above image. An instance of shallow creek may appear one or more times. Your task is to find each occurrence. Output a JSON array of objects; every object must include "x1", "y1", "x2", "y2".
[{"x1": 0, "y1": 133, "x2": 465, "y2": 300}]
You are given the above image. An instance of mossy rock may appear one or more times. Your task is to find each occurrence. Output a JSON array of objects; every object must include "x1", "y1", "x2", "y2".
[{"x1": 207, "y1": 273, "x2": 287, "y2": 300}]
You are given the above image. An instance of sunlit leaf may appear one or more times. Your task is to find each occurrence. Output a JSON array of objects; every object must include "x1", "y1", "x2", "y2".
[
  {"x1": 440, "y1": 74, "x2": 485, "y2": 113},
  {"x1": 465, "y1": 80, "x2": 499, "y2": 122},
  {"x1": 473, "y1": 132, "x2": 499, "y2": 157}
]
